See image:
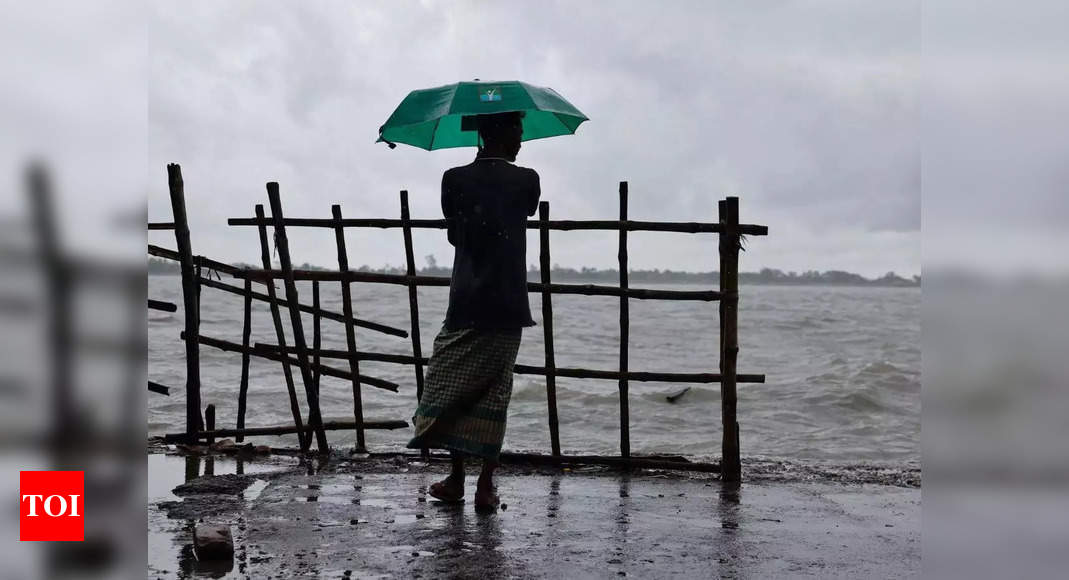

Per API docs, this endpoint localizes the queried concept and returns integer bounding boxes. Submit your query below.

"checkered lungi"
[406,324,523,460]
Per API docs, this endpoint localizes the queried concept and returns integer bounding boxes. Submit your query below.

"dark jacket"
[442,157,540,330]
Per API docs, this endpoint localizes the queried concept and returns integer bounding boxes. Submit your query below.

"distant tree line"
[150,257,918,287]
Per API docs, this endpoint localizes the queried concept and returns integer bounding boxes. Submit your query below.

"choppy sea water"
[149,276,919,465]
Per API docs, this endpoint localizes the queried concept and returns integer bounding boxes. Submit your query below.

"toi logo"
[480,88,502,102]
[19,471,84,541]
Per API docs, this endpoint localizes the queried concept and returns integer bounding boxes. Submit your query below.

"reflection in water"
[406,471,517,578]
[176,543,234,579]
[612,474,632,570]
[184,454,199,482]
[174,454,250,579]
[716,482,743,579]
[544,475,563,554]
[474,508,506,577]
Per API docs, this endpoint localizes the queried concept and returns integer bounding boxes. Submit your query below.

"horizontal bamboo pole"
[148,222,175,230]
[531,364,767,384]
[428,451,720,473]
[257,343,421,364]
[149,244,242,276]
[234,269,721,301]
[161,419,409,443]
[148,299,177,312]
[255,342,766,384]
[154,244,408,338]
[185,332,400,392]
[148,381,170,395]
[227,216,768,236]
[193,273,408,338]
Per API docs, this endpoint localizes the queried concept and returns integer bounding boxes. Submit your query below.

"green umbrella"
[377,80,588,150]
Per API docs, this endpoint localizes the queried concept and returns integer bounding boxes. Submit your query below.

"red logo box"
[19,471,84,541]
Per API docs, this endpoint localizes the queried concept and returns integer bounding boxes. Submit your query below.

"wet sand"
[148,448,919,578]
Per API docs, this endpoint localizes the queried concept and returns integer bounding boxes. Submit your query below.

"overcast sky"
[147,1,920,277]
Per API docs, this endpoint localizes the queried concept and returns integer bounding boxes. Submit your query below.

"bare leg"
[429,451,465,502]
[475,459,499,508]
[450,451,465,481]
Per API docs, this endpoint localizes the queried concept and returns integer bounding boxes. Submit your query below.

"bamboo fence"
[150,164,767,481]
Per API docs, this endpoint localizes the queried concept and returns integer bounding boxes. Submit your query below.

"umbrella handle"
[378,126,398,149]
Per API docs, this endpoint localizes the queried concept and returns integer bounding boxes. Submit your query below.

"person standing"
[407,111,540,510]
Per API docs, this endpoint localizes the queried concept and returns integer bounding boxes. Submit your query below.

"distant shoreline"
[149,258,919,287]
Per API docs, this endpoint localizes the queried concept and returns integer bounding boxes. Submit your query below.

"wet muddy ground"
[148,447,919,579]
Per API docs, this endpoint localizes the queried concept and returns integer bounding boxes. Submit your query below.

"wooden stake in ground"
[166,164,202,438]
[618,182,630,459]
[266,184,329,453]
[204,404,215,447]
[236,279,252,442]
[539,201,561,457]
[400,190,428,457]
[719,196,741,482]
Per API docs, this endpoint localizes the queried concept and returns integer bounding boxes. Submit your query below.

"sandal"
[428,480,464,504]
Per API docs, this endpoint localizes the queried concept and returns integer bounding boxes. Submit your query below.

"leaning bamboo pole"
[189,333,399,391]
[150,244,408,338]
[266,184,329,453]
[332,204,367,452]
[236,278,253,442]
[253,203,308,451]
[166,164,202,438]
[148,299,177,312]
[149,243,239,275]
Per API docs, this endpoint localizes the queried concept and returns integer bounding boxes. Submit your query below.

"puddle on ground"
[243,479,269,502]
[359,497,398,508]
[148,451,297,579]
[148,451,296,503]
[393,513,423,524]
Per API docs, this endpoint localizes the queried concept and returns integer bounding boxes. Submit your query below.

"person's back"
[408,110,537,510]
[442,158,540,330]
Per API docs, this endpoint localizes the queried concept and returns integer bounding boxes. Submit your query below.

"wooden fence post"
[399,191,427,457]
[205,404,215,447]
[331,205,366,452]
[266,184,329,453]
[254,203,308,451]
[312,280,322,394]
[618,182,630,459]
[719,197,741,482]
[236,278,252,442]
[167,164,203,438]
[538,201,561,457]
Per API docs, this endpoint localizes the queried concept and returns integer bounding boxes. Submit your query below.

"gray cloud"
[149,0,920,277]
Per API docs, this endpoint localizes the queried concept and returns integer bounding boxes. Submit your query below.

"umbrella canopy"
[377,80,588,150]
